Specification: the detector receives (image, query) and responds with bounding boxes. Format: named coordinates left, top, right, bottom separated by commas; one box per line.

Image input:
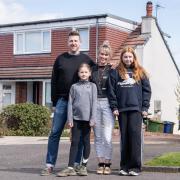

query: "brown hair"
left=68, top=30, right=80, bottom=37
left=78, top=63, right=91, bottom=72
left=118, top=46, right=148, bottom=82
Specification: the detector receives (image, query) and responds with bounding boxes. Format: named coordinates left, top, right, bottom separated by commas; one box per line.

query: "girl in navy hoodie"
left=108, top=46, right=151, bottom=176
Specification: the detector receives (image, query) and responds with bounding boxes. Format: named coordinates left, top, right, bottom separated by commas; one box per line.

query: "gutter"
left=95, top=18, right=99, bottom=62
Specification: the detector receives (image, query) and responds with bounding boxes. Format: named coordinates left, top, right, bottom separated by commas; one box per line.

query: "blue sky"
left=0, top=0, right=179, bottom=68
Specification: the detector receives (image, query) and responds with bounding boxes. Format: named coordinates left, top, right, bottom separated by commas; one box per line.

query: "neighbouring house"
left=0, top=2, right=179, bottom=134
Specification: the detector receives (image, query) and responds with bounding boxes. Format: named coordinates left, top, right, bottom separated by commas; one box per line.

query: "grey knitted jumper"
left=67, top=80, right=97, bottom=124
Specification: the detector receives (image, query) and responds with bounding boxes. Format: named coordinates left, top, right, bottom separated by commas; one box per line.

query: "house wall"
left=0, top=34, right=13, bottom=67
left=0, top=16, right=133, bottom=110
left=142, top=19, right=179, bottom=134
left=0, top=26, right=129, bottom=68
left=89, top=26, right=129, bottom=60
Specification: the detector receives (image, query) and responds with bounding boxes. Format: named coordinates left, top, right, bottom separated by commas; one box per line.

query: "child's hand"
left=113, top=110, right=119, bottom=116
left=68, top=122, right=73, bottom=128
left=89, top=121, right=95, bottom=127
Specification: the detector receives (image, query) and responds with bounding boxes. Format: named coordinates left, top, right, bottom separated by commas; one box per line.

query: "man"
left=41, top=30, right=95, bottom=176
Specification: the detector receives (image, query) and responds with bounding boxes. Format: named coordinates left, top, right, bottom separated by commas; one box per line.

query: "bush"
left=0, top=103, right=51, bottom=136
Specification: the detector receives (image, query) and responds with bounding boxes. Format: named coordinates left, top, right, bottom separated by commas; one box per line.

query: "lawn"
left=145, top=152, right=180, bottom=166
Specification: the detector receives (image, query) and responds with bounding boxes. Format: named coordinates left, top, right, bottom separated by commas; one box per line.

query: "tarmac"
left=0, top=132, right=180, bottom=180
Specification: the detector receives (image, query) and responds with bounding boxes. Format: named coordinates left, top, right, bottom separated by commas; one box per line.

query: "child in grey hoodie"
left=57, top=63, right=97, bottom=177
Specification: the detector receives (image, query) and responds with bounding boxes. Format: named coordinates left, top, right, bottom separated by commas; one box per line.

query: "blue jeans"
left=46, top=98, right=68, bottom=166
left=46, top=98, right=83, bottom=167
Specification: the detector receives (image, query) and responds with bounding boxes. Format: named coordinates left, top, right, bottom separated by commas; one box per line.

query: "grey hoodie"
left=67, top=80, right=97, bottom=124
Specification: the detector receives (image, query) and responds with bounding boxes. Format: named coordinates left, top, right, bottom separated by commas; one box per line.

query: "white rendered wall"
left=141, top=19, right=179, bottom=134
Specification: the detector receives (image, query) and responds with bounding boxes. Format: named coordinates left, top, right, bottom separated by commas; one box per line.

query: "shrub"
left=0, top=103, right=51, bottom=136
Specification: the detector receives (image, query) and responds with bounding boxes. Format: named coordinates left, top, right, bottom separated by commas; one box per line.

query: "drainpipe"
left=95, top=18, right=99, bottom=63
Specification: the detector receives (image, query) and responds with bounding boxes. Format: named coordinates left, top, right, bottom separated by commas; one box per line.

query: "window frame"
left=75, top=27, right=90, bottom=51
left=14, top=29, right=51, bottom=55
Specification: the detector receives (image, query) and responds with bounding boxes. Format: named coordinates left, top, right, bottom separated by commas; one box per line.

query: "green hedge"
left=0, top=103, right=51, bottom=136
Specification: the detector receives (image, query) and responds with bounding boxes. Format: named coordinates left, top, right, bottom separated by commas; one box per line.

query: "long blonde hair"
left=118, top=46, right=148, bottom=81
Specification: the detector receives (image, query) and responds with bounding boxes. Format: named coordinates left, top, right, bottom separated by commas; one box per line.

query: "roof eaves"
left=0, top=13, right=139, bottom=28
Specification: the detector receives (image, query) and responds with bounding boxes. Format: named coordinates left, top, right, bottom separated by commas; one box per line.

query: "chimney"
left=141, top=1, right=155, bottom=34
left=146, top=1, right=153, bottom=17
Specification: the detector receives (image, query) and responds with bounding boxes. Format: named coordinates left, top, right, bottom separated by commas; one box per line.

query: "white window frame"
left=42, top=80, right=52, bottom=108
left=74, top=27, right=89, bottom=51
left=14, top=29, right=51, bottom=55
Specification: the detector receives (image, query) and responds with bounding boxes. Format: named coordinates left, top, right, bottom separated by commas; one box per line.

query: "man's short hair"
left=68, top=30, right=80, bottom=37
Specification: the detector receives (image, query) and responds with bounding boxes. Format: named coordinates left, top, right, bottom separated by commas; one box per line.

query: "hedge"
left=0, top=103, right=51, bottom=136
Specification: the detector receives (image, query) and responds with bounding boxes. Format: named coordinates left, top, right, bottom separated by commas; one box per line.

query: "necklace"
left=98, top=66, right=107, bottom=86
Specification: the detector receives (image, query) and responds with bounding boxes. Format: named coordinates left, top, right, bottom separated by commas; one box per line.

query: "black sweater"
left=51, top=52, right=95, bottom=106
left=108, top=69, right=151, bottom=113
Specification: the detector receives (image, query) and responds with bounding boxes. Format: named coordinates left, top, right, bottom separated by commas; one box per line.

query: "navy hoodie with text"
left=108, top=69, right=151, bottom=113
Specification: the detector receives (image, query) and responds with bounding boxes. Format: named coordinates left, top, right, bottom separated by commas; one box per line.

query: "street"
left=0, top=137, right=180, bottom=180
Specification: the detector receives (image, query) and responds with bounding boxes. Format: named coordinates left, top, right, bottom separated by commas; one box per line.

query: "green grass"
left=145, top=152, right=180, bottom=166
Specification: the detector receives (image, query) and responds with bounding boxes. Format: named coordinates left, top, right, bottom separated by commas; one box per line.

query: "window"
left=2, top=93, right=11, bottom=107
left=78, top=28, right=89, bottom=51
left=154, top=100, right=161, bottom=114
left=154, top=100, right=162, bottom=120
left=14, top=30, right=51, bottom=54
left=45, top=82, right=52, bottom=108
left=2, top=84, right=13, bottom=107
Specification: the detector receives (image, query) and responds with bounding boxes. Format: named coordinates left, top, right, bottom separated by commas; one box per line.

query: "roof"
left=111, top=22, right=180, bottom=76
left=111, top=25, right=149, bottom=62
left=0, top=66, right=52, bottom=80
left=0, top=13, right=138, bottom=28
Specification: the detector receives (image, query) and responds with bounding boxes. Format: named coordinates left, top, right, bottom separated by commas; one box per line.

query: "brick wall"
left=0, top=34, right=13, bottom=67
left=0, top=25, right=129, bottom=67
left=88, top=26, right=129, bottom=60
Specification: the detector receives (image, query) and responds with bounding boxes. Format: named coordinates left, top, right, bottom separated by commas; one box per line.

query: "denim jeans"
left=94, top=98, right=114, bottom=160
left=46, top=98, right=68, bottom=167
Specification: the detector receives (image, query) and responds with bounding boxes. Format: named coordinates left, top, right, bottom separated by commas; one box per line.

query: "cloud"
left=0, top=0, right=62, bottom=24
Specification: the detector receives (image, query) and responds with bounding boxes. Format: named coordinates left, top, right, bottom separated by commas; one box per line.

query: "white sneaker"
left=129, top=170, right=139, bottom=176
left=119, top=169, right=128, bottom=176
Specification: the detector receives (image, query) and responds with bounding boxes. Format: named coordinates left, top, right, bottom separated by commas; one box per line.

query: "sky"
left=0, top=0, right=179, bottom=68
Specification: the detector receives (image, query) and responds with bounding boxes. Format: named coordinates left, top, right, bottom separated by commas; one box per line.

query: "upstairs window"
left=14, top=30, right=51, bottom=54
left=77, top=28, right=89, bottom=51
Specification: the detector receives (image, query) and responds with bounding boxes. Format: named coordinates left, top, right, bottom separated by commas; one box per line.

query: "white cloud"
left=0, top=0, right=62, bottom=24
